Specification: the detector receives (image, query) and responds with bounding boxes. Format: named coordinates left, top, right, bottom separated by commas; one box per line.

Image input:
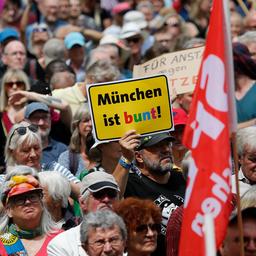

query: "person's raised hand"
left=119, top=130, right=141, bottom=162
left=8, top=91, right=29, bottom=106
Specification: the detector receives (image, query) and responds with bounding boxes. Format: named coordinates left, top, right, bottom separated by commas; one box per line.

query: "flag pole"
left=223, top=0, right=244, bottom=254
left=203, top=214, right=216, bottom=256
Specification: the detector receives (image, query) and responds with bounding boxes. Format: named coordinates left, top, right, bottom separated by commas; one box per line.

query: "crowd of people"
left=0, top=0, right=256, bottom=255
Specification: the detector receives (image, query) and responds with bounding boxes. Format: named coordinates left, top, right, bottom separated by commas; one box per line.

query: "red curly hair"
left=113, top=197, right=162, bottom=236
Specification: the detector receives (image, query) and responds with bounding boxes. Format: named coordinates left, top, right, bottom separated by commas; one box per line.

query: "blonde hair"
left=0, top=69, right=30, bottom=112
left=69, top=103, right=91, bottom=153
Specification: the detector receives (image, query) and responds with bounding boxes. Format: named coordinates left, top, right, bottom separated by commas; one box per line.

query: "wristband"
left=119, top=156, right=132, bottom=170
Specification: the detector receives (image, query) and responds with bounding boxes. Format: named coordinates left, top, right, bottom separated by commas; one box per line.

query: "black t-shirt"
left=124, top=170, right=186, bottom=256
left=0, top=113, right=6, bottom=173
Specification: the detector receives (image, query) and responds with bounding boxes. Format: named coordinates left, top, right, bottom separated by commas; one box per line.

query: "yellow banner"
left=87, top=75, right=173, bottom=141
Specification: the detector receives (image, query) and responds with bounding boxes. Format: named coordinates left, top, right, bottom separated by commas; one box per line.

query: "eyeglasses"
left=9, top=125, right=38, bottom=145
left=136, top=223, right=161, bottom=233
left=29, top=113, right=51, bottom=123
left=126, top=37, right=141, bottom=44
left=33, top=27, right=48, bottom=33
left=92, top=189, right=118, bottom=200
left=5, top=81, right=26, bottom=88
left=88, top=236, right=123, bottom=249
left=9, top=192, right=43, bottom=206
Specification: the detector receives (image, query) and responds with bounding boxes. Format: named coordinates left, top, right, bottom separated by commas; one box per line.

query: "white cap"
left=80, top=171, right=120, bottom=195
left=123, top=11, right=147, bottom=29
left=120, top=22, right=142, bottom=39
left=100, top=34, right=120, bottom=46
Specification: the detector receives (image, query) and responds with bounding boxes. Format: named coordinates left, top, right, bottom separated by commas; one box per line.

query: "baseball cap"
left=89, top=140, right=108, bottom=152
left=100, top=34, right=124, bottom=47
left=137, top=133, right=175, bottom=150
left=0, top=27, right=19, bottom=44
left=64, top=32, right=85, bottom=50
left=120, top=22, right=142, bottom=39
left=2, top=175, right=43, bottom=205
left=123, top=11, right=147, bottom=29
left=99, top=34, right=130, bottom=62
left=80, top=171, right=120, bottom=195
left=172, top=108, right=188, bottom=126
left=25, top=102, right=49, bottom=119
left=43, top=38, right=66, bottom=66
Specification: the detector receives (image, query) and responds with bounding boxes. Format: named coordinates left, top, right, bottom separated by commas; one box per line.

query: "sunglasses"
left=33, top=27, right=48, bottom=33
left=5, top=81, right=25, bottom=88
left=126, top=37, right=141, bottom=44
left=9, top=192, right=43, bottom=206
left=9, top=125, right=38, bottom=144
left=165, top=22, right=180, bottom=27
left=92, top=189, right=118, bottom=200
left=136, top=223, right=161, bottom=233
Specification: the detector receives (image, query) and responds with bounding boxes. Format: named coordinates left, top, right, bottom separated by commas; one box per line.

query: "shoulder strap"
left=69, top=151, right=79, bottom=175
left=29, top=59, right=37, bottom=80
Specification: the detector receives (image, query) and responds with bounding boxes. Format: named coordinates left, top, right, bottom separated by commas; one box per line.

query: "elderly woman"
left=58, top=104, right=94, bottom=176
left=80, top=210, right=127, bottom=256
left=114, top=197, right=162, bottom=256
left=4, top=121, right=81, bottom=196
left=0, top=165, right=61, bottom=255
left=0, top=69, right=30, bottom=171
left=38, top=171, right=76, bottom=230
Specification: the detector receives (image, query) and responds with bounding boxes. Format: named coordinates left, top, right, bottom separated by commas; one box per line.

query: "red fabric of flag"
left=179, top=0, right=234, bottom=255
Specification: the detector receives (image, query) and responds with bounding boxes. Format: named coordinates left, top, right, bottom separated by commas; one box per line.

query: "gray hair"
left=181, top=150, right=191, bottom=181
left=80, top=210, right=127, bottom=244
left=69, top=103, right=91, bottom=153
left=86, top=59, right=120, bottom=83
left=4, top=121, right=42, bottom=166
left=237, top=126, right=256, bottom=156
left=0, top=165, right=58, bottom=234
left=0, top=69, right=30, bottom=112
left=182, top=38, right=205, bottom=49
left=237, top=31, right=256, bottom=46
left=38, top=171, right=71, bottom=208
left=241, top=185, right=256, bottom=210
left=28, top=23, right=52, bottom=56
left=137, top=0, right=154, bottom=12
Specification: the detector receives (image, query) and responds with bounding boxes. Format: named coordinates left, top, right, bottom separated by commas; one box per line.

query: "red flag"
left=179, top=0, right=235, bottom=255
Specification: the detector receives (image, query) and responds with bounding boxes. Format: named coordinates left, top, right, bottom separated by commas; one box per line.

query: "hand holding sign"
left=87, top=75, right=174, bottom=142
left=119, top=130, right=141, bottom=162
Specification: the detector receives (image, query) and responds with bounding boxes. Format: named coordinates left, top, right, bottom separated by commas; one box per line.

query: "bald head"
left=2, top=40, right=26, bottom=69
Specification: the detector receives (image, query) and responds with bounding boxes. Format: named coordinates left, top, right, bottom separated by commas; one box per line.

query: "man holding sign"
left=113, top=130, right=186, bottom=256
